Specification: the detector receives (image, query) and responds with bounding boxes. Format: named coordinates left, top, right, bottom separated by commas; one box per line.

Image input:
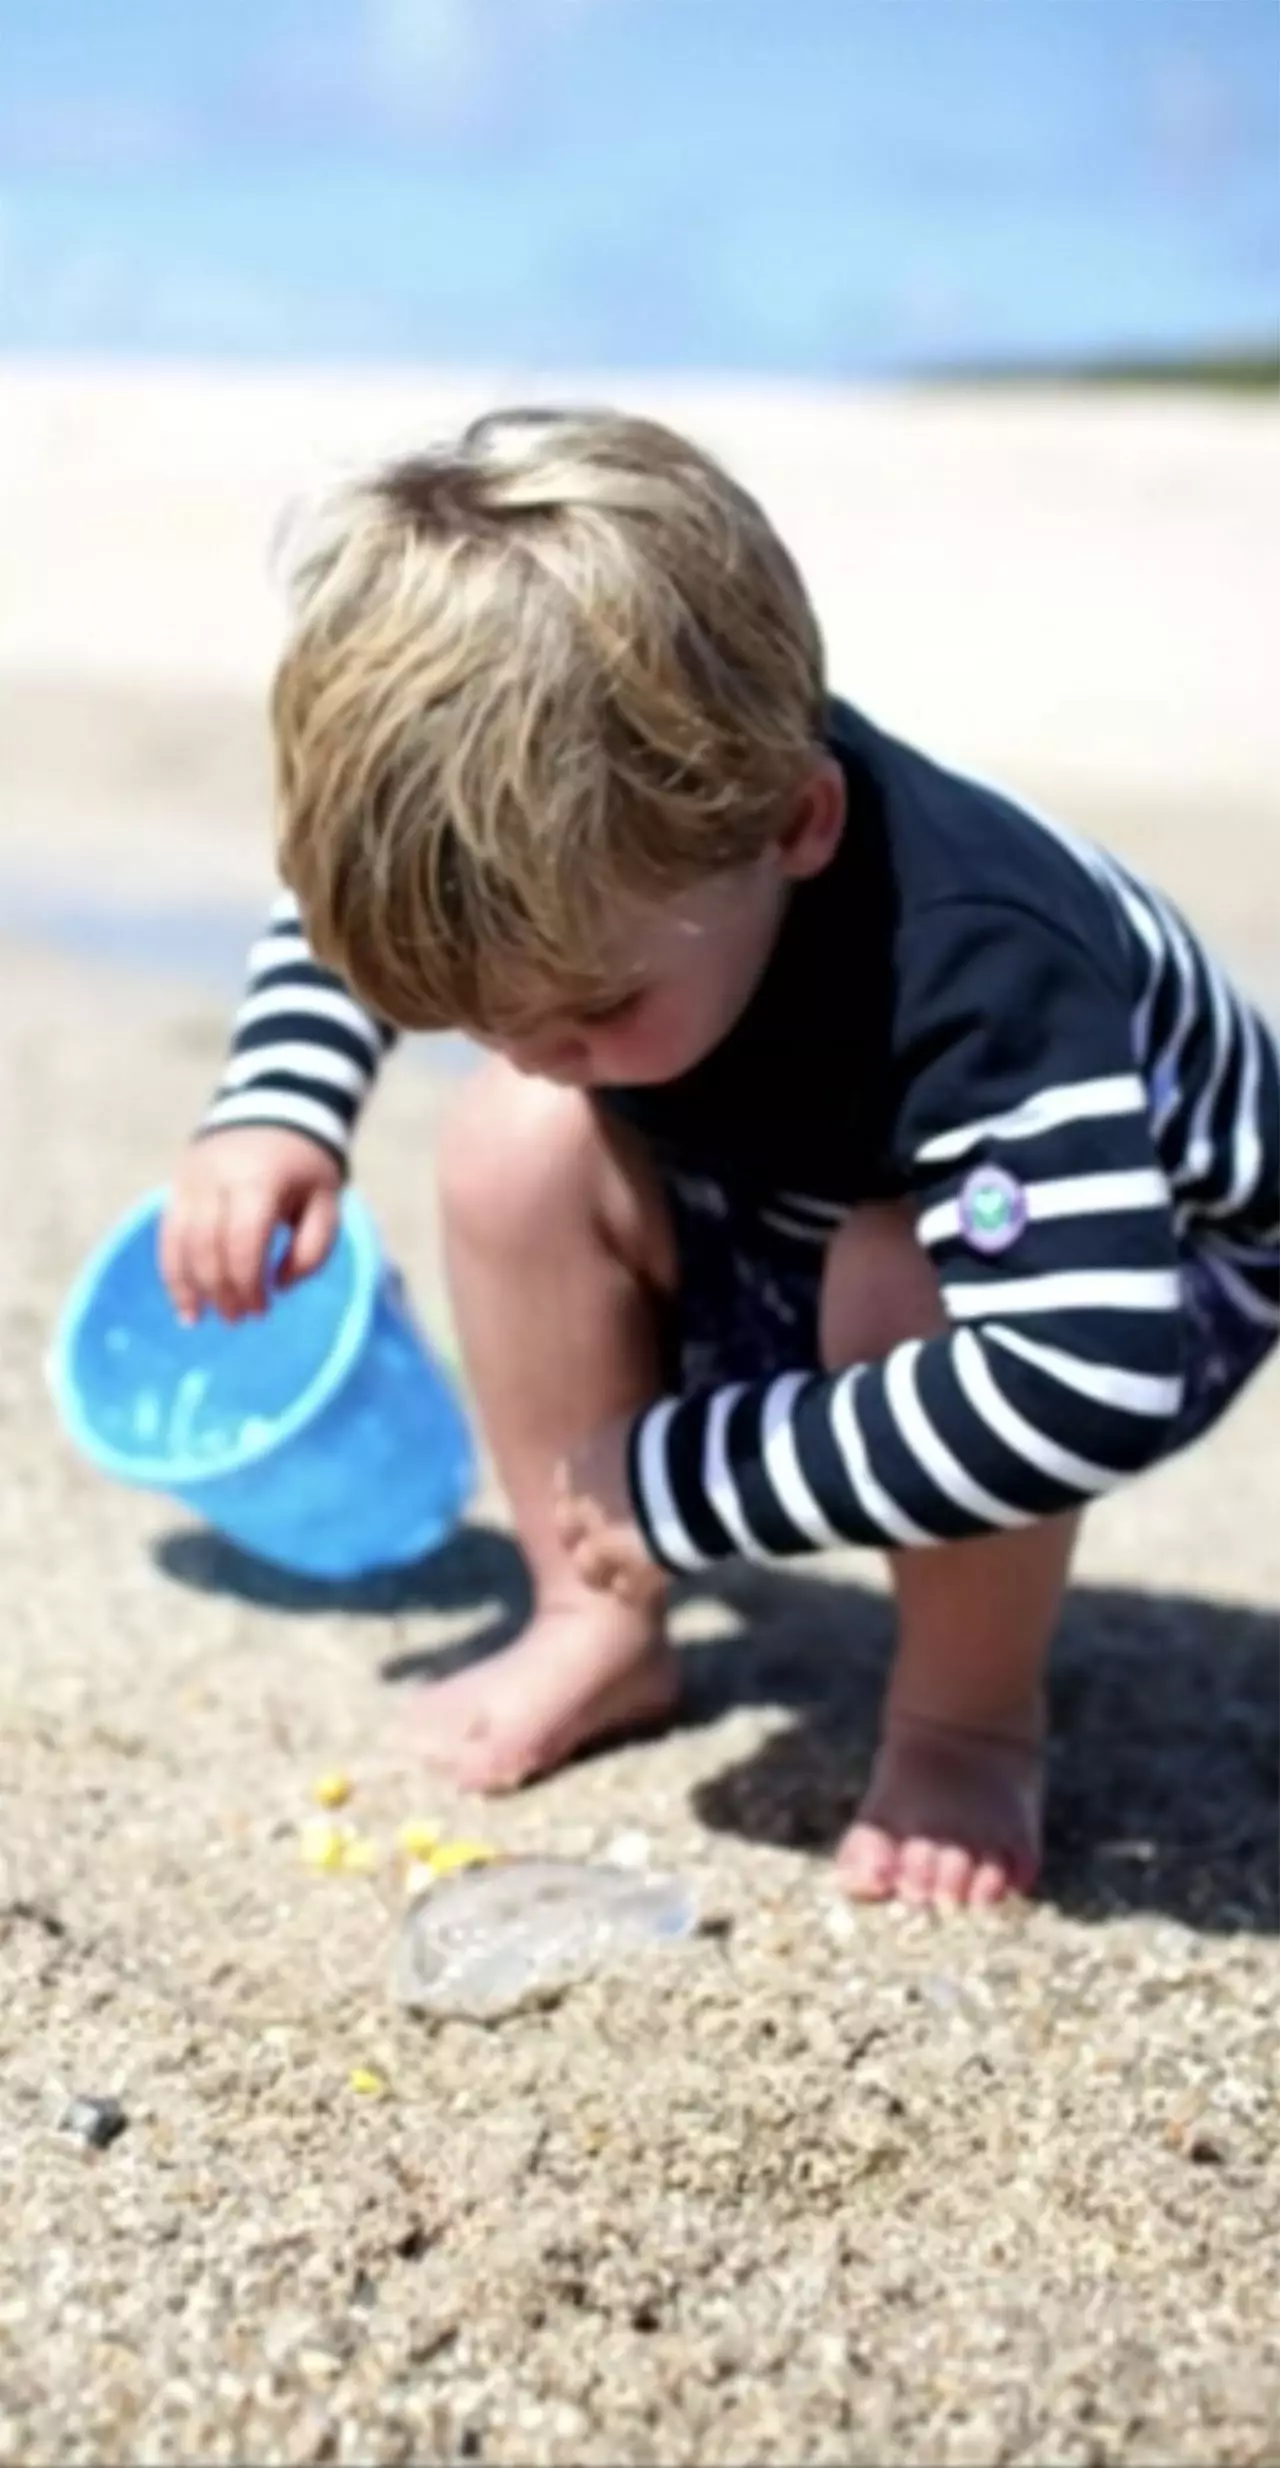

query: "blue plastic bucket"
left=49, top=1188, right=475, bottom=1579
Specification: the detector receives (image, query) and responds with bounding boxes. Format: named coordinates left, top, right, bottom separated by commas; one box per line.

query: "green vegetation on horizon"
left=921, top=347, right=1278, bottom=393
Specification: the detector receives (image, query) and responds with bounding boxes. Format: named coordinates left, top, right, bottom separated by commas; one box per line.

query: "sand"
left=1, top=366, right=1277, bottom=2467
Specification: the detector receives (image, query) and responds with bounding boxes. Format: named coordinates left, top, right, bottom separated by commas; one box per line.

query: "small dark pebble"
left=2, top=1898, right=66, bottom=1940
left=59, top=2095, right=128, bottom=2151
left=1187, top=2131, right=1228, bottom=2166
left=393, top=2222, right=432, bottom=2261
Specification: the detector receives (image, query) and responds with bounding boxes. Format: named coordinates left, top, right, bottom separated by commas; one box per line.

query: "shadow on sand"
left=154, top=1519, right=1277, bottom=1937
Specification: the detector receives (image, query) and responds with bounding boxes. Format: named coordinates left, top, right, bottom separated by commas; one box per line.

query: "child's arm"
left=198, top=888, right=399, bottom=1167
left=161, top=890, right=398, bottom=1321
left=623, top=903, right=1225, bottom=1570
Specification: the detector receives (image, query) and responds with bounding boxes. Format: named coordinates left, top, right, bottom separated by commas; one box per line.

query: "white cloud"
left=365, top=0, right=509, bottom=117
left=369, top=0, right=476, bottom=86
left=362, top=0, right=622, bottom=123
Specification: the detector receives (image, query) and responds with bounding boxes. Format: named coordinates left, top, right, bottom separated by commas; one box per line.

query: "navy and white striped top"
left=202, top=700, right=1278, bottom=1571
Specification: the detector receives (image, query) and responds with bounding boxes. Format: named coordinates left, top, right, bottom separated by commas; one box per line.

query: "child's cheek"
left=593, top=985, right=715, bottom=1083
left=616, top=997, right=690, bottom=1079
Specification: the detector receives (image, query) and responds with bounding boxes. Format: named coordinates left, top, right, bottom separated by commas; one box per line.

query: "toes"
left=896, top=1836, right=942, bottom=1906
left=447, top=1723, right=531, bottom=1795
left=837, top=1823, right=900, bottom=1902
left=412, top=1687, right=513, bottom=1790
left=932, top=1845, right=978, bottom=1909
left=837, top=1825, right=1024, bottom=1912
left=899, top=1838, right=1021, bottom=1910
left=969, top=1856, right=1014, bottom=1907
left=457, top=1749, right=523, bottom=1795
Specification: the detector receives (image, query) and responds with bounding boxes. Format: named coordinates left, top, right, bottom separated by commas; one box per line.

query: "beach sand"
left=1, top=367, right=1276, bottom=2466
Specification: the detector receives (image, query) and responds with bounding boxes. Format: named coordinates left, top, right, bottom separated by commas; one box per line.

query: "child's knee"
left=819, top=1199, right=947, bottom=1368
left=437, top=1059, right=598, bottom=1255
left=437, top=1060, right=673, bottom=1288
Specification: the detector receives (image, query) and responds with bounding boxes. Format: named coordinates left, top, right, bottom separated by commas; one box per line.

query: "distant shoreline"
left=2, top=345, right=1275, bottom=395
left=920, top=346, right=1279, bottom=393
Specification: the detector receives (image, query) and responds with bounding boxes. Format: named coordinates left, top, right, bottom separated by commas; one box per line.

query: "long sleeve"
left=198, top=891, right=398, bottom=1169
left=626, top=900, right=1188, bottom=1570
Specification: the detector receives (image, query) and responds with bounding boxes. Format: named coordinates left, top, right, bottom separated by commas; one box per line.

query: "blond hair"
left=272, top=406, right=826, bottom=1031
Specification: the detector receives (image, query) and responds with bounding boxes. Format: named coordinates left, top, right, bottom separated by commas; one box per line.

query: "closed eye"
left=575, top=989, right=646, bottom=1027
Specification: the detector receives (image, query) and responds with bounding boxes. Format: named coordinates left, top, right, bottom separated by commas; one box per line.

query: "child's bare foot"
left=411, top=1600, right=680, bottom=1793
left=837, top=1715, right=1044, bottom=1911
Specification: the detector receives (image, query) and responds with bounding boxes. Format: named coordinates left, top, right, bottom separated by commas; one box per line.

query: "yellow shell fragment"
left=429, top=1839, right=499, bottom=1877
left=348, top=2067, right=389, bottom=2097
left=312, top=1772, right=354, bottom=1810
left=396, top=1818, right=443, bottom=1861
left=400, top=1841, right=498, bottom=1897
left=299, top=1817, right=353, bottom=1872
left=299, top=1817, right=380, bottom=1876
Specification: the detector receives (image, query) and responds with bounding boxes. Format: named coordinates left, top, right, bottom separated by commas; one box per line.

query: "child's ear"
left=776, top=757, right=846, bottom=881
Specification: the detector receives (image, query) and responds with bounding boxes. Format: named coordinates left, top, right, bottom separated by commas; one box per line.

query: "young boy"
left=162, top=408, right=1279, bottom=1912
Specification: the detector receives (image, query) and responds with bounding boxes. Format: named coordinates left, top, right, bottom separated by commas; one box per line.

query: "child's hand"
left=554, top=1416, right=665, bottom=1609
left=160, top=1127, right=342, bottom=1324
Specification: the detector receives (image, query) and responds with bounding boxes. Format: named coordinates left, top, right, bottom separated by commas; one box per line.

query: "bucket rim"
left=48, top=1183, right=384, bottom=1490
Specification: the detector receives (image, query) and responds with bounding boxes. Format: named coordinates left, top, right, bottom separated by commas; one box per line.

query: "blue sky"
left=0, top=0, right=1276, bottom=371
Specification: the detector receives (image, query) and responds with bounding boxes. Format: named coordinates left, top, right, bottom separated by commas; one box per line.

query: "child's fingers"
left=179, top=1195, right=237, bottom=1322
left=158, top=1206, right=201, bottom=1325
left=207, top=1198, right=251, bottom=1323
left=278, top=1184, right=339, bottom=1289
left=224, top=1187, right=279, bottom=1315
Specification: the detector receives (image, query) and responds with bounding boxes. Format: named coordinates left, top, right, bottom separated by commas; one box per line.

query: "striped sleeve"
left=198, top=891, right=398, bottom=1168
left=626, top=902, right=1188, bottom=1571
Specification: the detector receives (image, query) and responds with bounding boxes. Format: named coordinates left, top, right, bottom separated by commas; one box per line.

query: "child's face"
left=480, top=759, right=845, bottom=1090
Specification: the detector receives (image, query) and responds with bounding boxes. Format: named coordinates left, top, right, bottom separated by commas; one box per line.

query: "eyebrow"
left=503, top=984, right=643, bottom=1035
left=491, top=959, right=652, bottom=1035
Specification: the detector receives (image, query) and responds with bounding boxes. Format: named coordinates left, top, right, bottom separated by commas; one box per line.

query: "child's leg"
left=818, top=1203, right=1080, bottom=1909
left=416, top=1058, right=680, bottom=1790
